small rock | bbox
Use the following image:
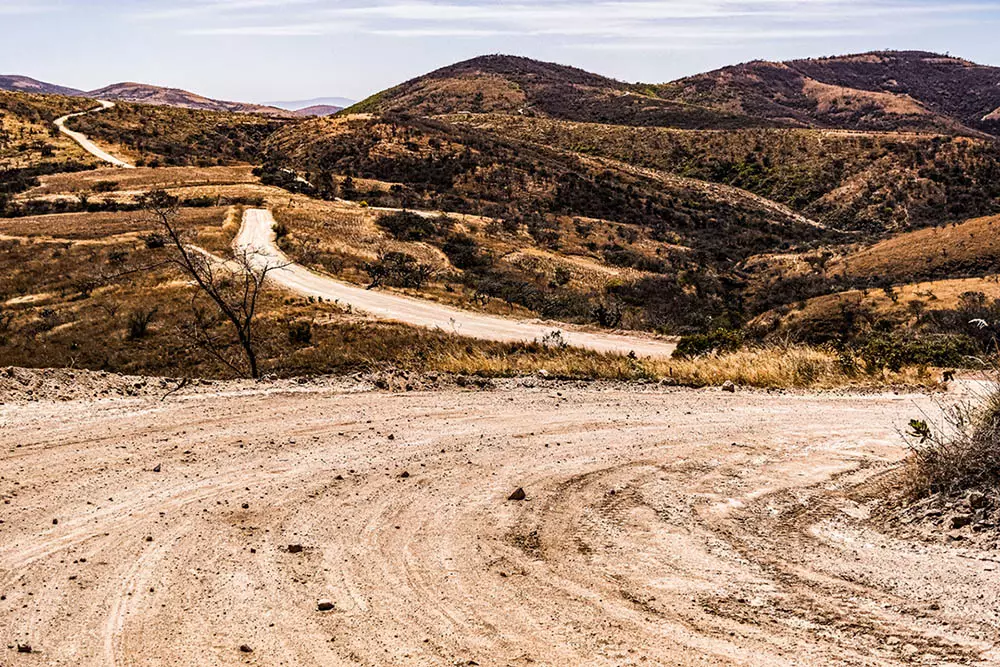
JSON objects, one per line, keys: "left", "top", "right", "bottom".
{"left": 968, "top": 491, "right": 987, "bottom": 510}
{"left": 239, "top": 644, "right": 253, "bottom": 653}
{"left": 721, "top": 381, "right": 736, "bottom": 393}
{"left": 288, "top": 544, "right": 303, "bottom": 554}
{"left": 52, "top": 518, "right": 58, "bottom": 525}
{"left": 152, "top": 464, "right": 161, "bottom": 473}
{"left": 951, "top": 514, "right": 973, "bottom": 529}
{"left": 17, "top": 644, "right": 32, "bottom": 653}
{"left": 399, "top": 471, "right": 410, "bottom": 479}
{"left": 388, "top": 434, "right": 395, "bottom": 441}
{"left": 508, "top": 488, "right": 527, "bottom": 501}
{"left": 537, "top": 369, "right": 550, "bottom": 379}
{"left": 317, "top": 599, "right": 335, "bottom": 612}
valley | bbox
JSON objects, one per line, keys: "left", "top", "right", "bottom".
{"left": 3, "top": 44, "right": 1000, "bottom": 665}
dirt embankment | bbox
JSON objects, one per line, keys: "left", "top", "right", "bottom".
{"left": 1, "top": 373, "right": 998, "bottom": 665}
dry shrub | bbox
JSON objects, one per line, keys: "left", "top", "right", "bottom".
{"left": 903, "top": 388, "right": 1000, "bottom": 499}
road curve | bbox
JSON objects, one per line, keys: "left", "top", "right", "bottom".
{"left": 235, "top": 208, "right": 678, "bottom": 358}
{"left": 2, "top": 375, "right": 995, "bottom": 665}
{"left": 54, "top": 100, "right": 135, "bottom": 169}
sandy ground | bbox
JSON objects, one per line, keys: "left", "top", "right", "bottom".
{"left": 236, "top": 209, "right": 679, "bottom": 358}
{"left": 2, "top": 373, "right": 999, "bottom": 666}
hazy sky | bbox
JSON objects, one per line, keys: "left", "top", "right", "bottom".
{"left": 2, "top": 0, "right": 999, "bottom": 103}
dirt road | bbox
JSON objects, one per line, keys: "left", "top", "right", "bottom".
{"left": 54, "top": 101, "right": 135, "bottom": 169}
{"left": 236, "top": 208, "right": 678, "bottom": 357}
{"left": 2, "top": 376, "right": 998, "bottom": 665}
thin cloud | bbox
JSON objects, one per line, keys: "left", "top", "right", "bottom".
{"left": 150, "top": 0, "right": 1000, "bottom": 46}
{"left": 0, "top": 1, "right": 57, "bottom": 14}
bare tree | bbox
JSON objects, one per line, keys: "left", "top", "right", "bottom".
{"left": 140, "top": 191, "right": 279, "bottom": 379}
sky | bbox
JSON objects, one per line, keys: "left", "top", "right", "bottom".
{"left": 2, "top": 0, "right": 999, "bottom": 104}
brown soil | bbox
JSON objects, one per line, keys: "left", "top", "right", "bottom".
{"left": 1, "top": 372, "right": 998, "bottom": 665}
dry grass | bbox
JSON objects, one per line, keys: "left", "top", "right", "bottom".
{"left": 0, "top": 207, "right": 231, "bottom": 241}
{"left": 434, "top": 344, "right": 937, "bottom": 389}
{"left": 900, "top": 386, "right": 1000, "bottom": 500}
{"left": 755, "top": 275, "right": 1000, "bottom": 336}
{"left": 24, "top": 165, "right": 258, "bottom": 196}
{"left": 0, "top": 207, "right": 937, "bottom": 388}
{"left": 830, "top": 214, "right": 1000, "bottom": 284}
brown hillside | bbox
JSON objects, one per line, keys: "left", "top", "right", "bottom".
{"left": 0, "top": 75, "right": 83, "bottom": 97}
{"left": 89, "top": 83, "right": 295, "bottom": 117}
{"left": 344, "top": 55, "right": 769, "bottom": 129}
{"left": 657, "top": 51, "right": 1000, "bottom": 136}
{"left": 831, "top": 214, "right": 1000, "bottom": 284}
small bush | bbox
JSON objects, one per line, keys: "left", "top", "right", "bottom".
{"left": 674, "top": 329, "right": 745, "bottom": 359}
{"left": 376, "top": 211, "right": 451, "bottom": 242}
{"left": 142, "top": 233, "right": 166, "bottom": 249}
{"left": 126, "top": 308, "right": 157, "bottom": 341}
{"left": 363, "top": 251, "right": 434, "bottom": 289}
{"left": 855, "top": 333, "right": 980, "bottom": 372}
{"left": 288, "top": 320, "right": 313, "bottom": 345}
{"left": 904, "top": 389, "right": 1000, "bottom": 499}
{"left": 273, "top": 221, "right": 290, "bottom": 241}
{"left": 92, "top": 180, "right": 119, "bottom": 193}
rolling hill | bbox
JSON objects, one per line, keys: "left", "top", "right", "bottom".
{"left": 0, "top": 75, "right": 83, "bottom": 97}
{"left": 294, "top": 105, "right": 343, "bottom": 117}
{"left": 343, "top": 55, "right": 770, "bottom": 129}
{"left": 348, "top": 51, "right": 1000, "bottom": 136}
{"left": 657, "top": 51, "right": 1000, "bottom": 136}
{"left": 267, "top": 96, "right": 356, "bottom": 111}
{"left": 89, "top": 82, "right": 295, "bottom": 117}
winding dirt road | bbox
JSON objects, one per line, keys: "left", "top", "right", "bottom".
{"left": 54, "top": 101, "right": 134, "bottom": 169}
{"left": 2, "top": 376, "right": 998, "bottom": 665}
{"left": 236, "top": 208, "right": 678, "bottom": 357}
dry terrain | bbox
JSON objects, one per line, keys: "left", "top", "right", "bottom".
{"left": 1, "top": 373, "right": 997, "bottom": 665}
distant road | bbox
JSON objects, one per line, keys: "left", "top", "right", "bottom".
{"left": 54, "top": 101, "right": 135, "bottom": 169}
{"left": 236, "top": 208, "right": 678, "bottom": 358}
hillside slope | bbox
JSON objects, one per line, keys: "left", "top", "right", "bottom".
{"left": 458, "top": 115, "right": 1000, "bottom": 234}
{"left": 89, "top": 83, "right": 295, "bottom": 117}
{"left": 0, "top": 75, "right": 83, "bottom": 97}
{"left": 344, "top": 55, "right": 770, "bottom": 129}
{"left": 658, "top": 51, "right": 1000, "bottom": 135}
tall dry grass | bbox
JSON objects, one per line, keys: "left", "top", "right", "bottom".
{"left": 433, "top": 344, "right": 938, "bottom": 390}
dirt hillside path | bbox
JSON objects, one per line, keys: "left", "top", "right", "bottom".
{"left": 236, "top": 208, "right": 678, "bottom": 357}
{"left": 54, "top": 101, "right": 135, "bottom": 169}
{"left": 2, "top": 380, "right": 997, "bottom": 665}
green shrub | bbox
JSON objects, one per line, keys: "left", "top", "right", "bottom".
{"left": 674, "top": 328, "right": 745, "bottom": 359}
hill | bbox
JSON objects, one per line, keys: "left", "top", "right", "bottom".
{"left": 657, "top": 51, "right": 1000, "bottom": 135}
{"left": 0, "top": 75, "right": 83, "bottom": 97}
{"left": 458, "top": 115, "right": 1000, "bottom": 234}
{"left": 295, "top": 105, "right": 342, "bottom": 117}
{"left": 343, "top": 55, "right": 769, "bottom": 129}
{"left": 88, "top": 82, "right": 295, "bottom": 117}
{"left": 268, "top": 96, "right": 356, "bottom": 111}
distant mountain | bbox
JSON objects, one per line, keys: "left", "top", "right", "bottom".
{"left": 343, "top": 55, "right": 769, "bottom": 129}
{"left": 0, "top": 75, "right": 83, "bottom": 97}
{"left": 294, "top": 105, "right": 343, "bottom": 117}
{"left": 657, "top": 51, "right": 1000, "bottom": 135}
{"left": 267, "top": 96, "right": 356, "bottom": 111}
{"left": 88, "top": 82, "right": 296, "bottom": 117}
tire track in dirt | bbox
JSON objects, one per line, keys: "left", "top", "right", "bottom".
{"left": 3, "top": 382, "right": 999, "bottom": 665}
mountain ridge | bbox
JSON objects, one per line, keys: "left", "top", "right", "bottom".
{"left": 346, "top": 50, "right": 1000, "bottom": 136}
